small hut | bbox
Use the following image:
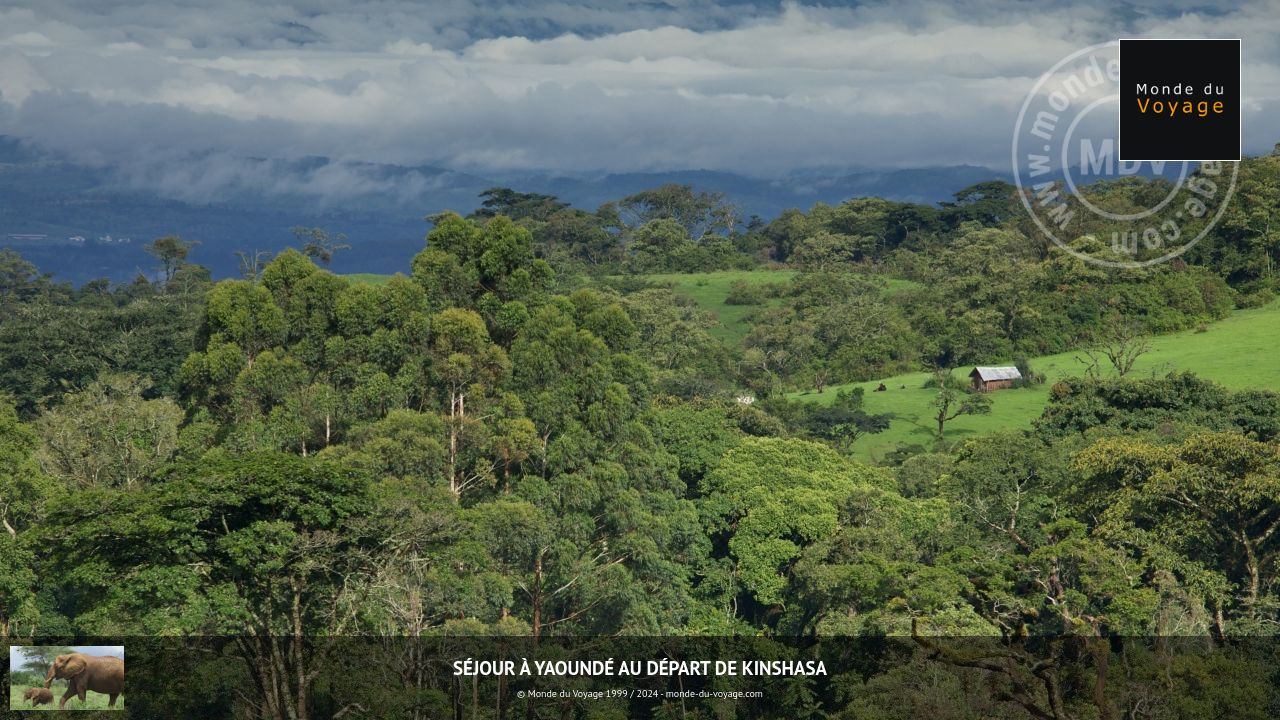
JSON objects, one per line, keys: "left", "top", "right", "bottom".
{"left": 969, "top": 366, "right": 1022, "bottom": 392}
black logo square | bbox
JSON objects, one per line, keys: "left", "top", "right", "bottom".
{"left": 1119, "top": 39, "right": 1240, "bottom": 161}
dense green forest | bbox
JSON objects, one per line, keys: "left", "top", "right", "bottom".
{"left": 3, "top": 151, "right": 1280, "bottom": 718}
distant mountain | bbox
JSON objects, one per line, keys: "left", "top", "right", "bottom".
{"left": 0, "top": 137, "right": 1006, "bottom": 283}
{"left": 489, "top": 165, "right": 1006, "bottom": 219}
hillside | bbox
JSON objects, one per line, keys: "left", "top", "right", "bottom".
{"left": 635, "top": 270, "right": 795, "bottom": 343}
{"left": 634, "top": 270, "right": 919, "bottom": 345}
{"left": 793, "top": 300, "right": 1280, "bottom": 462}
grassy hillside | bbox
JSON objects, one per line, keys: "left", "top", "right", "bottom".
{"left": 639, "top": 270, "right": 919, "bottom": 344}
{"left": 792, "top": 300, "right": 1280, "bottom": 463}
{"left": 349, "top": 269, "right": 803, "bottom": 343}
{"left": 639, "top": 270, "right": 796, "bottom": 343}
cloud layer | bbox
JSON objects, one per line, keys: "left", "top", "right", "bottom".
{"left": 2, "top": 0, "right": 1278, "bottom": 199}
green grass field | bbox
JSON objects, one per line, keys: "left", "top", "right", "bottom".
{"left": 793, "top": 300, "right": 1280, "bottom": 463}
{"left": 349, "top": 268, "right": 923, "bottom": 345}
{"left": 9, "top": 685, "right": 123, "bottom": 711}
{"left": 639, "top": 270, "right": 796, "bottom": 343}
{"left": 639, "top": 270, "right": 919, "bottom": 344}
{"left": 348, "top": 268, "right": 806, "bottom": 343}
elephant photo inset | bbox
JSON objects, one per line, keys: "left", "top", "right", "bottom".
{"left": 8, "top": 646, "right": 124, "bottom": 711}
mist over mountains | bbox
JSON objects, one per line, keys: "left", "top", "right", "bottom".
{"left": 0, "top": 137, "right": 1004, "bottom": 283}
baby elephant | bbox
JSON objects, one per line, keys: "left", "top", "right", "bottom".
{"left": 23, "top": 687, "right": 54, "bottom": 707}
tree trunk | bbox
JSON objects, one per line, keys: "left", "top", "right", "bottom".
{"left": 531, "top": 552, "right": 544, "bottom": 639}
{"left": 1242, "top": 533, "right": 1261, "bottom": 611}
{"left": 448, "top": 391, "right": 465, "bottom": 498}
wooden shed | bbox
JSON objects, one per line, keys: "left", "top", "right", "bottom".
{"left": 969, "top": 366, "right": 1022, "bottom": 392}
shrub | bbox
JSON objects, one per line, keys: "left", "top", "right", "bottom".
{"left": 1238, "top": 288, "right": 1276, "bottom": 309}
{"left": 1014, "top": 356, "right": 1045, "bottom": 387}
{"left": 725, "top": 280, "right": 768, "bottom": 306}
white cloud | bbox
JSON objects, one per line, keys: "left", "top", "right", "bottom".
{"left": 0, "top": 0, "right": 1276, "bottom": 195}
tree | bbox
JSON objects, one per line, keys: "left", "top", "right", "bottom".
{"left": 797, "top": 389, "right": 891, "bottom": 452}
{"left": 701, "top": 437, "right": 894, "bottom": 610}
{"left": 615, "top": 184, "right": 738, "bottom": 239}
{"left": 534, "top": 208, "right": 617, "bottom": 266}
{"left": 0, "top": 398, "right": 46, "bottom": 641}
{"left": 1093, "top": 314, "right": 1152, "bottom": 377}
{"left": 928, "top": 432, "right": 1162, "bottom": 720}
{"left": 0, "top": 249, "right": 45, "bottom": 307}
{"left": 791, "top": 230, "right": 864, "bottom": 270}
{"left": 1201, "top": 152, "right": 1280, "bottom": 283}
{"left": 235, "top": 249, "right": 274, "bottom": 282}
{"left": 319, "top": 410, "right": 446, "bottom": 483}
{"left": 291, "top": 227, "right": 351, "bottom": 267}
{"left": 1076, "top": 432, "right": 1280, "bottom": 631}
{"left": 1036, "top": 371, "right": 1280, "bottom": 442}
{"left": 626, "top": 218, "right": 695, "bottom": 272}
{"left": 470, "top": 187, "right": 568, "bottom": 222}
{"left": 931, "top": 369, "right": 991, "bottom": 440}
{"left": 0, "top": 397, "right": 47, "bottom": 537}
{"left": 782, "top": 481, "right": 970, "bottom": 636}
{"left": 36, "top": 374, "right": 183, "bottom": 489}
{"left": 939, "top": 181, "right": 1017, "bottom": 227}
{"left": 412, "top": 213, "right": 553, "bottom": 312}
{"left": 15, "top": 646, "right": 75, "bottom": 677}
{"left": 43, "top": 452, "right": 376, "bottom": 720}
{"left": 0, "top": 282, "right": 201, "bottom": 419}
{"left": 202, "top": 279, "right": 287, "bottom": 363}
{"left": 429, "top": 308, "right": 511, "bottom": 499}
{"left": 144, "top": 235, "right": 198, "bottom": 282}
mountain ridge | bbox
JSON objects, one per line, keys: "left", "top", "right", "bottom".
{"left": 0, "top": 137, "right": 1007, "bottom": 282}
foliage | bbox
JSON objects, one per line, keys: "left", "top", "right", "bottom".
{"left": 36, "top": 374, "right": 183, "bottom": 489}
{"left": 4, "top": 166, "right": 1280, "bottom": 717}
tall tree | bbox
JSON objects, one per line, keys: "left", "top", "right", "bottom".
{"left": 0, "top": 398, "right": 47, "bottom": 640}
{"left": 36, "top": 374, "right": 183, "bottom": 489}
{"left": 144, "top": 235, "right": 198, "bottom": 282}
{"left": 291, "top": 227, "right": 351, "bottom": 267}
{"left": 44, "top": 453, "right": 377, "bottom": 720}
{"left": 615, "top": 184, "right": 738, "bottom": 238}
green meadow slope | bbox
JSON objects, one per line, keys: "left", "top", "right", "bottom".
{"left": 351, "top": 269, "right": 806, "bottom": 343}
{"left": 639, "top": 269, "right": 919, "bottom": 344}
{"left": 793, "top": 300, "right": 1280, "bottom": 462}
{"left": 637, "top": 270, "right": 795, "bottom": 343}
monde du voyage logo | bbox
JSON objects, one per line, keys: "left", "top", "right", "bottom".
{"left": 1013, "top": 39, "right": 1241, "bottom": 268}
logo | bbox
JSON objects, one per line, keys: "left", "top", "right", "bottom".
{"left": 1119, "top": 39, "right": 1241, "bottom": 162}
{"left": 1012, "top": 41, "right": 1238, "bottom": 268}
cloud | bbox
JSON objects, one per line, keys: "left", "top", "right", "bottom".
{"left": 1, "top": 0, "right": 1277, "bottom": 202}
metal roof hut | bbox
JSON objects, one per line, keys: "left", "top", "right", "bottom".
{"left": 969, "top": 366, "right": 1022, "bottom": 392}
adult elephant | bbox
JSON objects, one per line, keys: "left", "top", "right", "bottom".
{"left": 44, "top": 652, "right": 125, "bottom": 710}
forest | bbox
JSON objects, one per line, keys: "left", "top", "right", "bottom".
{"left": 3, "top": 150, "right": 1280, "bottom": 719}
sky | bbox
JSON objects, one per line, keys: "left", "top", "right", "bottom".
{"left": 1, "top": 0, "right": 1278, "bottom": 196}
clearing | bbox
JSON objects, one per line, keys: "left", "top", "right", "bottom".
{"left": 792, "top": 300, "right": 1280, "bottom": 462}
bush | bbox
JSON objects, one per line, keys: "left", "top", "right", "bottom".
{"left": 1014, "top": 356, "right": 1045, "bottom": 387}
{"left": 725, "top": 280, "right": 768, "bottom": 306}
{"left": 1238, "top": 288, "right": 1276, "bottom": 309}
